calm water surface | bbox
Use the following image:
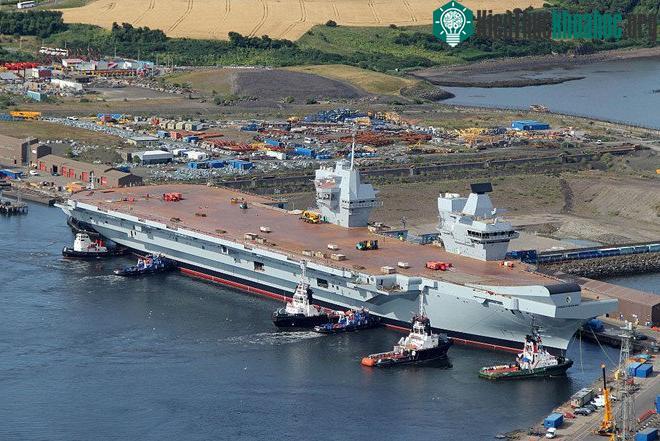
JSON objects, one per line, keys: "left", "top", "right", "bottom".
{"left": 444, "top": 57, "right": 660, "bottom": 129}
{"left": 0, "top": 204, "right": 628, "bottom": 440}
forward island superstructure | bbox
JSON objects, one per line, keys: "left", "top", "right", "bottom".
{"left": 58, "top": 161, "right": 617, "bottom": 353}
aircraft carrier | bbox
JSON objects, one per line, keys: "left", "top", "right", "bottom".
{"left": 58, "top": 159, "right": 618, "bottom": 353}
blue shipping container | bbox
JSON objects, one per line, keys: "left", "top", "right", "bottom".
{"left": 635, "top": 363, "right": 653, "bottom": 378}
{"left": 656, "top": 394, "right": 660, "bottom": 413}
{"left": 511, "top": 120, "right": 550, "bottom": 131}
{"left": 207, "top": 160, "right": 226, "bottom": 169}
{"left": 265, "top": 139, "right": 281, "bottom": 147}
{"left": 543, "top": 413, "right": 564, "bottom": 429}
{"left": 0, "top": 169, "right": 23, "bottom": 179}
{"left": 627, "top": 362, "right": 643, "bottom": 377}
{"left": 635, "top": 428, "right": 659, "bottom": 441}
{"left": 294, "top": 147, "right": 315, "bottom": 157}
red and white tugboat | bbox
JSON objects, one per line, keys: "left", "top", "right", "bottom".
{"left": 361, "top": 292, "right": 452, "bottom": 367}
{"left": 272, "top": 261, "right": 338, "bottom": 329}
{"left": 62, "top": 233, "right": 126, "bottom": 259}
{"left": 479, "top": 324, "right": 573, "bottom": 380}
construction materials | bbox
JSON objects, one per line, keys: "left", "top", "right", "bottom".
{"left": 380, "top": 266, "right": 396, "bottom": 274}
{"left": 397, "top": 261, "right": 410, "bottom": 269}
{"left": 244, "top": 233, "right": 258, "bottom": 240}
{"left": 327, "top": 243, "right": 339, "bottom": 250}
{"left": 356, "top": 240, "right": 378, "bottom": 251}
{"left": 259, "top": 226, "right": 271, "bottom": 233}
{"left": 330, "top": 253, "right": 346, "bottom": 261}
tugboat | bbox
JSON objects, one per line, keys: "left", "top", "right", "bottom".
{"left": 361, "top": 293, "right": 452, "bottom": 367}
{"left": 272, "top": 261, "right": 338, "bottom": 329}
{"left": 62, "top": 233, "right": 127, "bottom": 258}
{"left": 479, "top": 324, "right": 573, "bottom": 380}
{"left": 313, "top": 308, "right": 380, "bottom": 334}
{"left": 113, "top": 254, "right": 176, "bottom": 277}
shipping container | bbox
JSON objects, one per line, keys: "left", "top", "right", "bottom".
{"left": 207, "top": 160, "right": 226, "bottom": 169}
{"left": 656, "top": 394, "right": 660, "bottom": 413}
{"left": 265, "top": 139, "right": 282, "bottom": 147}
{"left": 635, "top": 363, "right": 653, "bottom": 378}
{"left": 627, "top": 362, "right": 643, "bottom": 377}
{"left": 293, "top": 147, "right": 316, "bottom": 158}
{"left": 543, "top": 413, "right": 564, "bottom": 429}
{"left": 511, "top": 120, "right": 550, "bottom": 131}
{"left": 635, "top": 428, "right": 658, "bottom": 441}
{"left": 570, "top": 388, "right": 594, "bottom": 408}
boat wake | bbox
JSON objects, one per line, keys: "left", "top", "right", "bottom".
{"left": 224, "top": 331, "right": 322, "bottom": 346}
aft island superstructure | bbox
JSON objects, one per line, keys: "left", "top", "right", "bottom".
{"left": 59, "top": 160, "right": 617, "bottom": 353}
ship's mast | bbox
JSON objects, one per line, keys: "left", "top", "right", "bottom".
{"left": 300, "top": 260, "right": 307, "bottom": 283}
{"left": 350, "top": 128, "right": 356, "bottom": 171}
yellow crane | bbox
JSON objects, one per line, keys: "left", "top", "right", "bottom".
{"left": 597, "top": 363, "right": 616, "bottom": 439}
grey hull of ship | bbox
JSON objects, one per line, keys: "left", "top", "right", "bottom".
{"left": 62, "top": 205, "right": 600, "bottom": 352}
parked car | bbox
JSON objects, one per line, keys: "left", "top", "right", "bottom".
{"left": 574, "top": 408, "right": 592, "bottom": 416}
{"left": 29, "top": 170, "right": 39, "bottom": 176}
{"left": 584, "top": 404, "right": 597, "bottom": 412}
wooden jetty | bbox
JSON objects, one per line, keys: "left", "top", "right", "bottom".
{"left": 0, "top": 191, "right": 28, "bottom": 215}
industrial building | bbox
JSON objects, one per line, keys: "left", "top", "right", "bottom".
{"left": 130, "top": 150, "right": 174, "bottom": 165}
{"left": 36, "top": 154, "right": 143, "bottom": 188}
{"left": 511, "top": 120, "right": 550, "bottom": 131}
{"left": 127, "top": 136, "right": 160, "bottom": 147}
{"left": 0, "top": 134, "right": 51, "bottom": 167}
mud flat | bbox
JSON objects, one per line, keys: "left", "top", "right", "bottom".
{"left": 410, "top": 47, "right": 660, "bottom": 88}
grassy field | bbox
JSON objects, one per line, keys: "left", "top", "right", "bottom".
{"left": 0, "top": 120, "right": 123, "bottom": 147}
{"left": 283, "top": 64, "right": 418, "bottom": 95}
{"left": 162, "top": 70, "right": 234, "bottom": 95}
{"left": 56, "top": 0, "right": 543, "bottom": 40}
{"left": 297, "top": 25, "right": 477, "bottom": 66}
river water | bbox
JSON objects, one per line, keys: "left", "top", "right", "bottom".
{"left": 0, "top": 204, "right": 638, "bottom": 440}
{"left": 443, "top": 57, "right": 660, "bottom": 129}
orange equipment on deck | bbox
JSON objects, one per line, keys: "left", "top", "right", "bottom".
{"left": 426, "top": 261, "right": 451, "bottom": 271}
{"left": 163, "top": 192, "right": 183, "bottom": 202}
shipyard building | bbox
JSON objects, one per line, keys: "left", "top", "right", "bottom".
{"left": 0, "top": 134, "right": 51, "bottom": 167}
{"left": 36, "top": 154, "right": 142, "bottom": 188}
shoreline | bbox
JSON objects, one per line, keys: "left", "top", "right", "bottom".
{"left": 410, "top": 46, "right": 660, "bottom": 88}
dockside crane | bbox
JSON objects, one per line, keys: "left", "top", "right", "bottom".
{"left": 597, "top": 363, "right": 615, "bottom": 439}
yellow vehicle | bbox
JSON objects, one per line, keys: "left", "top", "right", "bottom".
{"left": 10, "top": 111, "right": 41, "bottom": 120}
{"left": 300, "top": 210, "right": 320, "bottom": 224}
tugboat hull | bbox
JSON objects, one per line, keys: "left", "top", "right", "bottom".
{"left": 272, "top": 311, "right": 333, "bottom": 330}
{"left": 314, "top": 316, "right": 381, "bottom": 334}
{"left": 479, "top": 358, "right": 573, "bottom": 380}
{"left": 363, "top": 340, "right": 453, "bottom": 367}
{"left": 113, "top": 258, "right": 176, "bottom": 277}
{"left": 62, "top": 247, "right": 127, "bottom": 259}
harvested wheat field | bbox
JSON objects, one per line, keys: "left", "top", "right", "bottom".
{"left": 58, "top": 0, "right": 543, "bottom": 40}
